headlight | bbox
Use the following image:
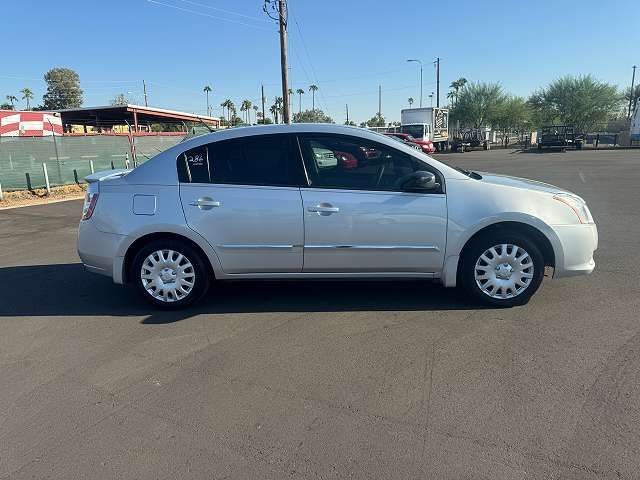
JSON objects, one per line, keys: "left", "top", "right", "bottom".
{"left": 553, "top": 193, "right": 593, "bottom": 224}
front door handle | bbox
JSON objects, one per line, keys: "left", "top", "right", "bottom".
{"left": 308, "top": 203, "right": 339, "bottom": 216}
{"left": 189, "top": 197, "right": 221, "bottom": 210}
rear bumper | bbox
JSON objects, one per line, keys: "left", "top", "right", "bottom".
{"left": 552, "top": 223, "right": 598, "bottom": 278}
{"left": 77, "top": 220, "right": 126, "bottom": 281}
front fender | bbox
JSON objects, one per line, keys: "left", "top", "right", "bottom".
{"left": 441, "top": 213, "right": 564, "bottom": 288}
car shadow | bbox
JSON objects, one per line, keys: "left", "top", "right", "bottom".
{"left": 0, "top": 263, "right": 486, "bottom": 324}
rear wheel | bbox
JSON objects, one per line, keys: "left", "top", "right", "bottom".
{"left": 131, "top": 239, "right": 210, "bottom": 309}
{"left": 460, "top": 231, "right": 545, "bottom": 307}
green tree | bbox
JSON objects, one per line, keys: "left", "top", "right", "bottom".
{"left": 20, "top": 88, "right": 34, "bottom": 110}
{"left": 0, "top": 102, "right": 14, "bottom": 110}
{"left": 365, "top": 112, "right": 386, "bottom": 127}
{"left": 42, "top": 68, "right": 83, "bottom": 109}
{"left": 492, "top": 96, "right": 532, "bottom": 146}
{"left": 527, "top": 75, "right": 621, "bottom": 132}
{"left": 309, "top": 84, "right": 319, "bottom": 110}
{"left": 450, "top": 81, "right": 506, "bottom": 128}
{"left": 408, "top": 97, "right": 414, "bottom": 108}
{"left": 296, "top": 88, "right": 305, "bottom": 114}
{"left": 110, "top": 93, "right": 131, "bottom": 106}
{"left": 203, "top": 85, "right": 212, "bottom": 116}
{"left": 292, "top": 109, "right": 334, "bottom": 123}
{"left": 6, "top": 94, "right": 18, "bottom": 109}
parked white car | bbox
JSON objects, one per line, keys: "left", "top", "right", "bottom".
{"left": 77, "top": 124, "right": 597, "bottom": 309}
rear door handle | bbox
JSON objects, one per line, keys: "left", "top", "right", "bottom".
{"left": 308, "top": 203, "right": 339, "bottom": 215}
{"left": 189, "top": 197, "right": 221, "bottom": 210}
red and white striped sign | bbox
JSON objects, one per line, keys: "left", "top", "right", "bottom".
{"left": 0, "top": 110, "right": 63, "bottom": 137}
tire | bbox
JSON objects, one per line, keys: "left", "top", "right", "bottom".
{"left": 131, "top": 239, "right": 210, "bottom": 309}
{"left": 460, "top": 231, "right": 545, "bottom": 307}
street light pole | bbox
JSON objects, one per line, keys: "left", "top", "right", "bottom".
{"left": 407, "top": 59, "right": 423, "bottom": 107}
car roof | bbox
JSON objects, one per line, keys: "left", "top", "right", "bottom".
{"left": 125, "top": 123, "right": 467, "bottom": 185}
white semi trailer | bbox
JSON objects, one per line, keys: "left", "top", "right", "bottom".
{"left": 400, "top": 107, "right": 449, "bottom": 151}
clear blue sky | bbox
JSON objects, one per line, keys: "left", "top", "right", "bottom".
{"left": 2, "top": 0, "right": 638, "bottom": 123}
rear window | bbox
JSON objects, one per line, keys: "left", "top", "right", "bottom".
{"left": 177, "top": 134, "right": 303, "bottom": 187}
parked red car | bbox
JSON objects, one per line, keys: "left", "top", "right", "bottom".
{"left": 384, "top": 132, "right": 435, "bottom": 154}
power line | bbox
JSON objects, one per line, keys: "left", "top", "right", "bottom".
{"left": 173, "top": 0, "right": 267, "bottom": 23}
{"left": 146, "top": 0, "right": 274, "bottom": 31}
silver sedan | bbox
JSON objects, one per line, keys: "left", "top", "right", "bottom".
{"left": 77, "top": 124, "right": 597, "bottom": 308}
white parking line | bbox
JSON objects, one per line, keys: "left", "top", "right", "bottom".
{"left": 579, "top": 172, "right": 586, "bottom": 183}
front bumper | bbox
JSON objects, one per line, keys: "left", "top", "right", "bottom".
{"left": 77, "top": 220, "right": 126, "bottom": 280}
{"left": 551, "top": 223, "right": 598, "bottom": 278}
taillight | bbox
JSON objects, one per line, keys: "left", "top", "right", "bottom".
{"left": 82, "top": 192, "right": 99, "bottom": 220}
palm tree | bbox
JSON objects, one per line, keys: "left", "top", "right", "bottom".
{"left": 203, "top": 85, "right": 212, "bottom": 116}
{"left": 252, "top": 105, "right": 259, "bottom": 124}
{"left": 287, "top": 88, "right": 294, "bottom": 111}
{"left": 273, "top": 97, "right": 283, "bottom": 123}
{"left": 296, "top": 88, "right": 305, "bottom": 114}
{"left": 270, "top": 104, "right": 279, "bottom": 124}
{"left": 448, "top": 78, "right": 468, "bottom": 106}
{"left": 240, "top": 99, "right": 252, "bottom": 124}
{"left": 408, "top": 97, "right": 414, "bottom": 108}
{"left": 309, "top": 84, "right": 318, "bottom": 110}
{"left": 220, "top": 100, "right": 228, "bottom": 123}
{"left": 6, "top": 95, "right": 18, "bottom": 109}
{"left": 20, "top": 88, "right": 34, "bottom": 110}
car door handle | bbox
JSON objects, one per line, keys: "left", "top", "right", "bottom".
{"left": 189, "top": 197, "right": 221, "bottom": 210}
{"left": 308, "top": 203, "right": 339, "bottom": 215}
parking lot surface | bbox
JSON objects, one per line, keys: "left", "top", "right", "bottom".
{"left": 1, "top": 148, "right": 639, "bottom": 479}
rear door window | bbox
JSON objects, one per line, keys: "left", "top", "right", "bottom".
{"left": 177, "top": 134, "right": 304, "bottom": 187}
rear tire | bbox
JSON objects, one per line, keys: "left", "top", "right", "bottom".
{"left": 460, "top": 231, "right": 545, "bottom": 307}
{"left": 131, "top": 239, "right": 210, "bottom": 309}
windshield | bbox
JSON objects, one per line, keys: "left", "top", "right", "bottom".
{"left": 400, "top": 125, "right": 425, "bottom": 139}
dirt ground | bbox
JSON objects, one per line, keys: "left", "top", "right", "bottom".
{"left": 0, "top": 184, "right": 86, "bottom": 209}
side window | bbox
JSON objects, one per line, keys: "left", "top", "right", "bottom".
{"left": 177, "top": 144, "right": 210, "bottom": 183}
{"left": 177, "top": 134, "right": 303, "bottom": 186}
{"left": 299, "top": 135, "right": 438, "bottom": 192}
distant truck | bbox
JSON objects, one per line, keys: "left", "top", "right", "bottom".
{"left": 400, "top": 107, "right": 449, "bottom": 151}
{"left": 537, "top": 125, "right": 583, "bottom": 150}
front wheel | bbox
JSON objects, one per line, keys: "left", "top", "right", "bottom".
{"left": 460, "top": 232, "right": 545, "bottom": 307}
{"left": 131, "top": 239, "right": 210, "bottom": 309}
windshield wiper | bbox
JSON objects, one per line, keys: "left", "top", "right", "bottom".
{"left": 455, "top": 167, "right": 482, "bottom": 180}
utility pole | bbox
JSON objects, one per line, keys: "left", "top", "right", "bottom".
{"left": 261, "top": 85, "right": 266, "bottom": 124}
{"left": 435, "top": 57, "right": 440, "bottom": 108}
{"left": 346, "top": 104, "right": 349, "bottom": 124}
{"left": 264, "top": 0, "right": 291, "bottom": 124}
{"left": 143, "top": 80, "right": 148, "bottom": 107}
{"left": 378, "top": 85, "right": 382, "bottom": 118}
{"left": 629, "top": 65, "right": 637, "bottom": 118}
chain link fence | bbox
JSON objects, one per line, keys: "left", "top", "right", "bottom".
{"left": 0, "top": 134, "right": 185, "bottom": 191}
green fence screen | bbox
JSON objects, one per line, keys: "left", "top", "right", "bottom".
{"left": 0, "top": 135, "right": 185, "bottom": 191}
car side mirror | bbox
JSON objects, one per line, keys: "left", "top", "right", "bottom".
{"left": 402, "top": 171, "right": 439, "bottom": 191}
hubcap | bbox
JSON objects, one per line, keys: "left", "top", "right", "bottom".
{"left": 474, "top": 244, "right": 534, "bottom": 299}
{"left": 140, "top": 249, "right": 195, "bottom": 303}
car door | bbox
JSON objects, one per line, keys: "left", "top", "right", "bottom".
{"left": 298, "top": 133, "right": 447, "bottom": 273}
{"left": 179, "top": 134, "right": 305, "bottom": 274}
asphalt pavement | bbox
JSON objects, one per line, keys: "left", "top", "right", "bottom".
{"left": 1, "top": 147, "right": 639, "bottom": 479}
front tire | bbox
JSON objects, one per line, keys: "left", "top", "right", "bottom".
{"left": 460, "top": 231, "right": 545, "bottom": 307}
{"left": 131, "top": 239, "right": 210, "bottom": 309}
